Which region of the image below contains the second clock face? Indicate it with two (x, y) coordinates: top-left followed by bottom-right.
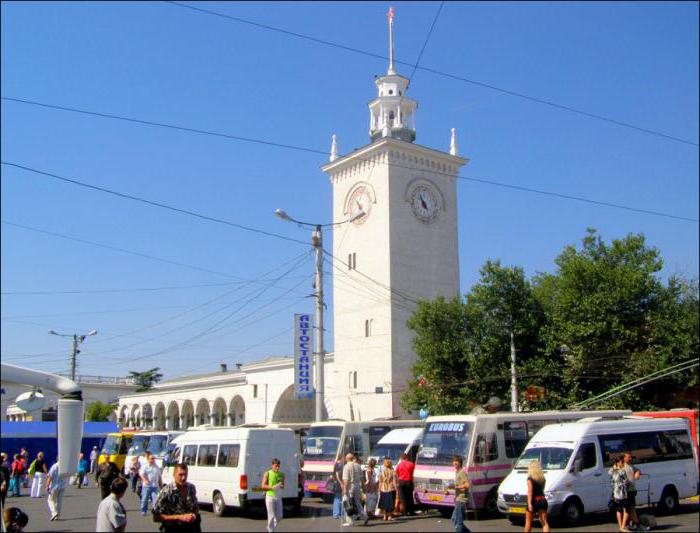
(410, 185), (439, 222)
(347, 185), (372, 224)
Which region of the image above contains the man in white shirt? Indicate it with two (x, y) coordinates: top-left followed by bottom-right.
(139, 452), (162, 516)
(45, 459), (65, 521)
(96, 477), (128, 532)
(90, 446), (99, 475)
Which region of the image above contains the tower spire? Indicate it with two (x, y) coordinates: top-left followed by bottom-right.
(387, 6), (396, 75)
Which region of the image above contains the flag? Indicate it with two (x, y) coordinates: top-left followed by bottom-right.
(387, 6), (394, 20)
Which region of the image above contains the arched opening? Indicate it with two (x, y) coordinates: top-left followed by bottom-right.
(129, 405), (141, 428)
(212, 398), (227, 426)
(166, 401), (180, 430)
(181, 400), (194, 429)
(154, 402), (166, 430)
(141, 403), (153, 429)
(272, 385), (324, 423)
(118, 405), (129, 428)
(229, 396), (245, 426)
(195, 399), (210, 426)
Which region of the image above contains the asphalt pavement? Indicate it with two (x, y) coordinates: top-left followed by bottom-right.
(3, 483), (698, 532)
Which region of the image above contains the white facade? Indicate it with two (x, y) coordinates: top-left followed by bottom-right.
(117, 10), (466, 424)
(116, 357), (327, 430)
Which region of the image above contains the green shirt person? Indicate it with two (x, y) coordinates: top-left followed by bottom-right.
(261, 459), (285, 532)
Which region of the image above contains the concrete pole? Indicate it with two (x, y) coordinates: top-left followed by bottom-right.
(510, 331), (518, 412)
(312, 225), (325, 422)
(70, 335), (79, 382)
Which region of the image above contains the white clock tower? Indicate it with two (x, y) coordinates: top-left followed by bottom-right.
(321, 7), (467, 420)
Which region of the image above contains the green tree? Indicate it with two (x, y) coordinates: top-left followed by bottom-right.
(85, 400), (115, 421)
(534, 229), (698, 409)
(401, 261), (544, 415)
(128, 367), (163, 392)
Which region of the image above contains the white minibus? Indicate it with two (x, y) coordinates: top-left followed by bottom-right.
(164, 426), (301, 516)
(302, 419), (423, 497)
(145, 431), (183, 468)
(123, 431), (151, 475)
(414, 410), (629, 516)
(497, 417), (698, 527)
(369, 427), (423, 464)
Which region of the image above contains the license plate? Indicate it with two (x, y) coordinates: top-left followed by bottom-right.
(510, 506), (526, 514)
(308, 484), (318, 491)
(427, 494), (443, 502)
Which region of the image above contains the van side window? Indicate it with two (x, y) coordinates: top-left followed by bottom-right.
(197, 444), (217, 466)
(218, 444), (241, 467)
(474, 433), (498, 463)
(369, 426), (392, 455)
(576, 443), (597, 470)
(344, 435), (364, 458)
(182, 445), (197, 466)
(504, 421), (529, 458)
(527, 420), (548, 438)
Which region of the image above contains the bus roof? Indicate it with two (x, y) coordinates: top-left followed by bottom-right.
(529, 417), (691, 443)
(425, 410), (631, 423)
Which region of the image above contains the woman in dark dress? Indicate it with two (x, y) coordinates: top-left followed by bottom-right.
(525, 460), (550, 532)
(377, 459), (397, 522)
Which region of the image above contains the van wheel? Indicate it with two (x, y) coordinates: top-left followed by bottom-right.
(476, 489), (499, 518)
(212, 492), (226, 517)
(658, 486), (678, 514)
(561, 498), (584, 527)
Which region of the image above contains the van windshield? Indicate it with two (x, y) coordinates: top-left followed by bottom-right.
(102, 435), (120, 455)
(372, 443), (406, 463)
(418, 422), (472, 466)
(147, 435), (169, 456)
(303, 425), (343, 461)
(127, 435), (150, 456)
(515, 447), (573, 470)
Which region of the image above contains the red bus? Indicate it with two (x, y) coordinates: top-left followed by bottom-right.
(634, 409), (699, 459)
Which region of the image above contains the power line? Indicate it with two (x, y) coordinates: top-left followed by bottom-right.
(1, 161), (309, 245)
(2, 102), (695, 222)
(163, 1), (698, 147)
(1, 219), (250, 280)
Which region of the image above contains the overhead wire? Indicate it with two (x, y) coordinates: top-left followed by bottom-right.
(162, 1), (698, 147)
(2, 105), (694, 222)
(0, 219), (251, 281)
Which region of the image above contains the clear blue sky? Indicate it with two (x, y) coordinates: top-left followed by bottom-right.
(2, 1), (698, 379)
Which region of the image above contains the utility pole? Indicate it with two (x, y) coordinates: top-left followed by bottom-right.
(510, 331), (518, 412)
(312, 225), (325, 422)
(275, 207), (364, 423)
(70, 335), (79, 383)
(49, 329), (97, 382)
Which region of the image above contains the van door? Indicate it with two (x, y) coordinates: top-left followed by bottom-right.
(569, 441), (606, 513)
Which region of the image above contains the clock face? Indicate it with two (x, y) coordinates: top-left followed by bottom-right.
(347, 185), (371, 224)
(410, 185), (439, 222)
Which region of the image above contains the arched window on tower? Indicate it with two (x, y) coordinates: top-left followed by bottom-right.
(388, 111), (395, 127)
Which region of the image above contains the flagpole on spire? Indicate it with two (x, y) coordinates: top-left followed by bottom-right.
(387, 6), (396, 75)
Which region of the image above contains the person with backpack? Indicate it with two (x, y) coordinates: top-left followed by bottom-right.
(10, 454), (24, 497)
(342, 452), (368, 526)
(29, 451), (48, 498)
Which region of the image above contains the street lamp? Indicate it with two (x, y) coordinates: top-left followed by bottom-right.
(275, 208), (364, 422)
(48, 329), (98, 382)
